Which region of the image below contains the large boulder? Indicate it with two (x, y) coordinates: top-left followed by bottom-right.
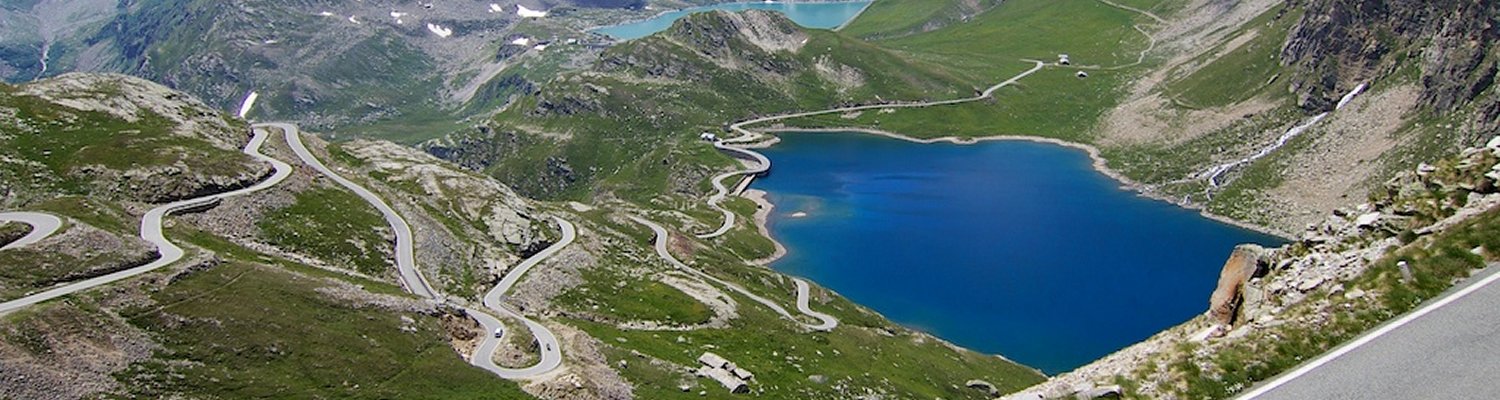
(1208, 244), (1269, 326)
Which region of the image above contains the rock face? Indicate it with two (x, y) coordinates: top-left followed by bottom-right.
(1207, 244), (1269, 326)
(1281, 0), (1500, 134)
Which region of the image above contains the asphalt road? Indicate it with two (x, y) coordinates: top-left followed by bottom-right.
(269, 122), (573, 379)
(472, 216), (575, 379)
(632, 215), (836, 331)
(0, 126), (293, 315)
(271, 122), (441, 299)
(1241, 263), (1500, 399)
(0, 212), (63, 251)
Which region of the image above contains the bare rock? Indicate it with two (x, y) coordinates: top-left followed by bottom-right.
(1208, 244), (1268, 325)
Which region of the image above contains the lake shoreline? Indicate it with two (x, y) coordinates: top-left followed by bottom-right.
(753, 127), (1295, 240)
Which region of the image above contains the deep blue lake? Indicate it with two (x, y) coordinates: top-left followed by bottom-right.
(756, 132), (1285, 374)
(593, 1), (873, 41)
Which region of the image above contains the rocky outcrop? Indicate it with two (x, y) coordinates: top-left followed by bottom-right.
(1281, 0), (1500, 135)
(1207, 244), (1271, 326)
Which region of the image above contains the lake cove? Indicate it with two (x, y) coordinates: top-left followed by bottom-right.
(754, 132), (1286, 374)
(593, 1), (873, 41)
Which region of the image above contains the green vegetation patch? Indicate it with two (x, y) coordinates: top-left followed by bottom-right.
(878, 0), (1151, 81)
(572, 296), (1042, 399)
(0, 88), (250, 198)
(557, 259), (715, 325)
(776, 67), (1127, 142)
(116, 261), (529, 399)
(0, 245), (151, 301)
(1161, 5), (1303, 109)
(258, 187), (393, 276)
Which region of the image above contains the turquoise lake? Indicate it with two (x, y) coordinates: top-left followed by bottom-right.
(755, 132), (1286, 374)
(593, 1), (873, 40)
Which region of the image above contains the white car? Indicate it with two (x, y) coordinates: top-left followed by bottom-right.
(493, 328), (504, 338)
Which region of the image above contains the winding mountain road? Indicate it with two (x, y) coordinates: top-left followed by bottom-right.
(470, 216), (575, 378)
(633, 216), (836, 331)
(0, 126), (294, 315)
(0, 212), (62, 251)
(267, 122), (571, 379)
(268, 122), (441, 299)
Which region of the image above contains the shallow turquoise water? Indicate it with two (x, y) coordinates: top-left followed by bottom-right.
(754, 132), (1286, 374)
(593, 1), (873, 41)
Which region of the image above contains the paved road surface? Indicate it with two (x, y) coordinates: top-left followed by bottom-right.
(471, 216), (575, 379)
(0, 126), (293, 315)
(272, 122), (572, 379)
(1241, 263), (1500, 399)
(633, 215), (836, 331)
(0, 212), (63, 251)
(271, 122), (440, 299)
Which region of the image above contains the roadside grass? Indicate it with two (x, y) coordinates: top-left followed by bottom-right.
(0, 222), (29, 247)
(1142, 207), (1500, 399)
(555, 265), (715, 325)
(257, 187), (394, 276)
(0, 246), (148, 302)
(876, 0), (1151, 81)
(569, 290), (1042, 399)
(560, 219), (1045, 397)
(169, 223), (408, 297)
(115, 261), (530, 399)
(772, 67), (1127, 143)
(714, 198), (778, 261)
(31, 196), (132, 234)
(1160, 4), (1302, 109)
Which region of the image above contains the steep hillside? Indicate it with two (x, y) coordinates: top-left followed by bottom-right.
(428, 9), (971, 203)
(1, 74), (1046, 399)
(0, 0), (629, 143)
(0, 75), (535, 399)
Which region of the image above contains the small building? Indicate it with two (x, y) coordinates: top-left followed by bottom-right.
(697, 352), (729, 369)
(698, 132), (719, 142)
(1076, 71), (1089, 78)
(697, 367), (749, 393)
(731, 367), (754, 381)
(1058, 54), (1071, 65)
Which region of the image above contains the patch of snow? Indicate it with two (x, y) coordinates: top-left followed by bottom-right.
(317, 11), (334, 16)
(489, 3), (505, 13)
(517, 5), (548, 18)
(427, 23), (453, 38)
(391, 11), (408, 24)
(263, 39), (280, 44)
(511, 37), (532, 46)
(533, 44), (548, 51)
(564, 38), (577, 44)
(348, 15), (362, 24)
(237, 91), (259, 119)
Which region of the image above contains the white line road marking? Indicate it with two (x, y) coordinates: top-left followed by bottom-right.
(1237, 267), (1500, 399)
